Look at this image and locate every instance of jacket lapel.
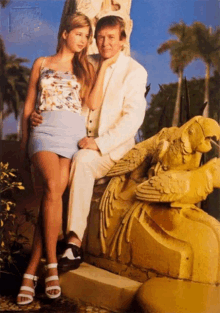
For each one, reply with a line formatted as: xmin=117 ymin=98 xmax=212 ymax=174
xmin=102 ymin=52 xmax=129 ymax=105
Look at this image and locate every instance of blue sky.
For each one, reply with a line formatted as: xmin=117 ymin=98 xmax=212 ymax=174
xmin=1 ymin=0 xmax=220 ymax=137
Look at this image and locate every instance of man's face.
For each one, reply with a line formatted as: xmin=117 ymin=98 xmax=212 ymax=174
xmin=96 ymin=25 xmax=125 ymax=59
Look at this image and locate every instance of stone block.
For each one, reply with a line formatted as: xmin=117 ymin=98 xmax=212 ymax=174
xmin=60 ymin=262 xmax=142 ymax=312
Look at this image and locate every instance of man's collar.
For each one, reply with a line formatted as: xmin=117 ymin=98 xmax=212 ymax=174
xmin=109 ymin=51 xmax=124 ymax=69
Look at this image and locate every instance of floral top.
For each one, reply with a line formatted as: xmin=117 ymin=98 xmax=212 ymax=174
xmin=37 ymin=67 xmax=82 ymax=114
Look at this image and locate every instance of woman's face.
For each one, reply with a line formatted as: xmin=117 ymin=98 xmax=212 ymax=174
xmin=63 ymin=26 xmax=90 ymax=53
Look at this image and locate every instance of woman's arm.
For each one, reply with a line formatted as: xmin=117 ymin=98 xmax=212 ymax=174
xmin=87 ymin=51 xmax=121 ymax=111
xmin=20 ymin=58 xmax=42 ymax=151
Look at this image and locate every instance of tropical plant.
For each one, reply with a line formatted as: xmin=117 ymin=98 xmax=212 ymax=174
xmin=0 ymin=0 xmax=10 ymax=8
xmin=141 ymin=71 xmax=220 ymax=140
xmin=157 ymin=21 xmax=195 ymax=126
xmin=0 ymin=35 xmax=30 ymax=142
xmin=0 ymin=36 xmax=6 ymax=140
xmin=190 ymin=22 xmax=220 ymax=117
xmin=4 ymin=133 xmax=19 ymax=141
xmin=3 ymin=53 xmax=30 ymax=120
xmin=0 ymin=162 xmax=36 ymax=275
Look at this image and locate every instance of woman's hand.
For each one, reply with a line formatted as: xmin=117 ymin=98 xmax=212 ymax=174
xmin=86 ymin=51 xmax=121 ymax=111
xmin=101 ymin=50 xmax=121 ymax=69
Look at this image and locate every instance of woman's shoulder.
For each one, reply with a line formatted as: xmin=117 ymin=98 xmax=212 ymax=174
xmin=33 ymin=56 xmax=53 ymax=69
xmin=30 ymin=57 xmax=49 ymax=79
xmin=32 ymin=57 xmax=46 ymax=71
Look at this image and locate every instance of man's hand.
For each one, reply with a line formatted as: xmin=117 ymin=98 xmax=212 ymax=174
xmin=30 ymin=110 xmax=43 ymax=127
xmin=78 ymin=137 xmax=99 ymax=151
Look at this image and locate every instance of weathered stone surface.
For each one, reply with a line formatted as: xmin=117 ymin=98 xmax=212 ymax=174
xmin=60 ymin=262 xmax=142 ymax=312
xmin=85 ymin=254 xmax=149 ymax=283
xmin=137 ymin=277 xmax=220 ymax=313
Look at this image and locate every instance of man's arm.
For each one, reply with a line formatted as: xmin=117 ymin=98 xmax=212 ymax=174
xmin=95 ymin=66 xmax=148 ymax=155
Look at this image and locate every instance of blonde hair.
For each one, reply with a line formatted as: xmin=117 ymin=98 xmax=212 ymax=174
xmin=57 ymin=12 xmax=94 ymax=101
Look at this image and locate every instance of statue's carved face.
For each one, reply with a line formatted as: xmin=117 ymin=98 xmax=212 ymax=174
xmin=182 ymin=122 xmax=213 ymax=154
xmin=96 ymin=25 xmax=125 ymax=59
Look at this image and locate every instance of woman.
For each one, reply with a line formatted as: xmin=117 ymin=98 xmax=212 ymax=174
xmin=17 ymin=12 xmax=94 ymax=305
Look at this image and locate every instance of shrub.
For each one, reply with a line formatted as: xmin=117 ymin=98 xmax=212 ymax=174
xmin=0 ymin=162 xmax=35 ymax=275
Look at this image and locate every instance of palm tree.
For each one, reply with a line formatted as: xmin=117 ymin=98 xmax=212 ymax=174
xmin=157 ymin=22 xmax=194 ymax=126
xmin=0 ymin=0 xmax=11 ymax=140
xmin=0 ymin=36 xmax=8 ymax=140
xmin=0 ymin=0 xmax=10 ymax=8
xmin=190 ymin=22 xmax=220 ymax=117
xmin=0 ymin=36 xmax=30 ymax=140
xmin=3 ymin=54 xmax=30 ymax=120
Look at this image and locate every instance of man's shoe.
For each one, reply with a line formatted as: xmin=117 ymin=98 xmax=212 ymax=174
xmin=58 ymin=244 xmax=83 ymax=273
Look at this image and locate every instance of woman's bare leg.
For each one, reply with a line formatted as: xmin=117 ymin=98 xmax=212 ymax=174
xmin=42 ymin=155 xmax=71 ymax=296
xmin=17 ymin=214 xmax=43 ymax=303
xmin=17 ymin=151 xmax=71 ymax=300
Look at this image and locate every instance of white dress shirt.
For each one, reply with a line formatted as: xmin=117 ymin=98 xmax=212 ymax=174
xmin=87 ymin=63 xmax=117 ymax=137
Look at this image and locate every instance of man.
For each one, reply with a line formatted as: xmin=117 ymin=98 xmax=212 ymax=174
xmin=31 ymin=15 xmax=147 ymax=272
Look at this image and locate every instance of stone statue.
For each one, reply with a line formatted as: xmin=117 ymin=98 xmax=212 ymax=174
xmin=136 ymin=157 xmax=220 ymax=208
xmin=85 ymin=116 xmax=220 ymax=285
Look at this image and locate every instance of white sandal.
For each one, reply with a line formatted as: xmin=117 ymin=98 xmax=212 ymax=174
xmin=45 ymin=263 xmax=61 ymax=299
xmin=17 ymin=273 xmax=38 ymax=305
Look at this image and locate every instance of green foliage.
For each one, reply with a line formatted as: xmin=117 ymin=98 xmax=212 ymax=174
xmin=0 ymin=0 xmax=10 ymax=8
xmin=0 ymin=36 xmax=30 ymax=120
xmin=158 ymin=21 xmax=195 ymax=74
xmin=0 ymin=162 xmax=36 ymax=275
xmin=4 ymin=133 xmax=19 ymax=141
xmin=191 ymin=22 xmax=220 ymax=71
xmin=141 ymin=71 xmax=220 ymax=140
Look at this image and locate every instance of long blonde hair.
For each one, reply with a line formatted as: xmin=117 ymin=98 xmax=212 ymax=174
xmin=57 ymin=12 xmax=94 ymax=101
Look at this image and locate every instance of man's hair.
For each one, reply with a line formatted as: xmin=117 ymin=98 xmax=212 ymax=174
xmin=95 ymin=15 xmax=126 ymax=40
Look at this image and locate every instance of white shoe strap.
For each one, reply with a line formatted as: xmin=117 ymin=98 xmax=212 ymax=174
xmin=20 ymin=286 xmax=34 ymax=293
xmin=46 ymin=286 xmax=61 ymax=292
xmin=45 ymin=263 xmax=58 ymax=270
xmin=17 ymin=293 xmax=33 ymax=300
xmin=45 ymin=275 xmax=59 ymax=283
xmin=23 ymin=273 xmax=38 ymax=281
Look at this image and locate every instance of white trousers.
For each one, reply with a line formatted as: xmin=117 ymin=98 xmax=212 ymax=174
xmin=67 ymin=149 xmax=115 ymax=241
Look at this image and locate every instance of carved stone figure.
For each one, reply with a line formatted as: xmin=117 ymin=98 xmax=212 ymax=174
xmin=85 ymin=116 xmax=220 ymax=285
xmin=136 ymin=158 xmax=220 ymax=208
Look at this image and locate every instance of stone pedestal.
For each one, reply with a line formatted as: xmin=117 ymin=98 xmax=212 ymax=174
xmin=137 ymin=277 xmax=220 ymax=313
xmin=85 ymin=183 xmax=220 ymax=285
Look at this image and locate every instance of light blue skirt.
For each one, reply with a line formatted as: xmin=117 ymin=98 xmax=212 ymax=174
xmin=28 ymin=111 xmax=86 ymax=159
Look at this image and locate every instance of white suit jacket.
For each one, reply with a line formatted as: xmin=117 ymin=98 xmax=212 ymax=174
xmin=88 ymin=52 xmax=148 ymax=161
